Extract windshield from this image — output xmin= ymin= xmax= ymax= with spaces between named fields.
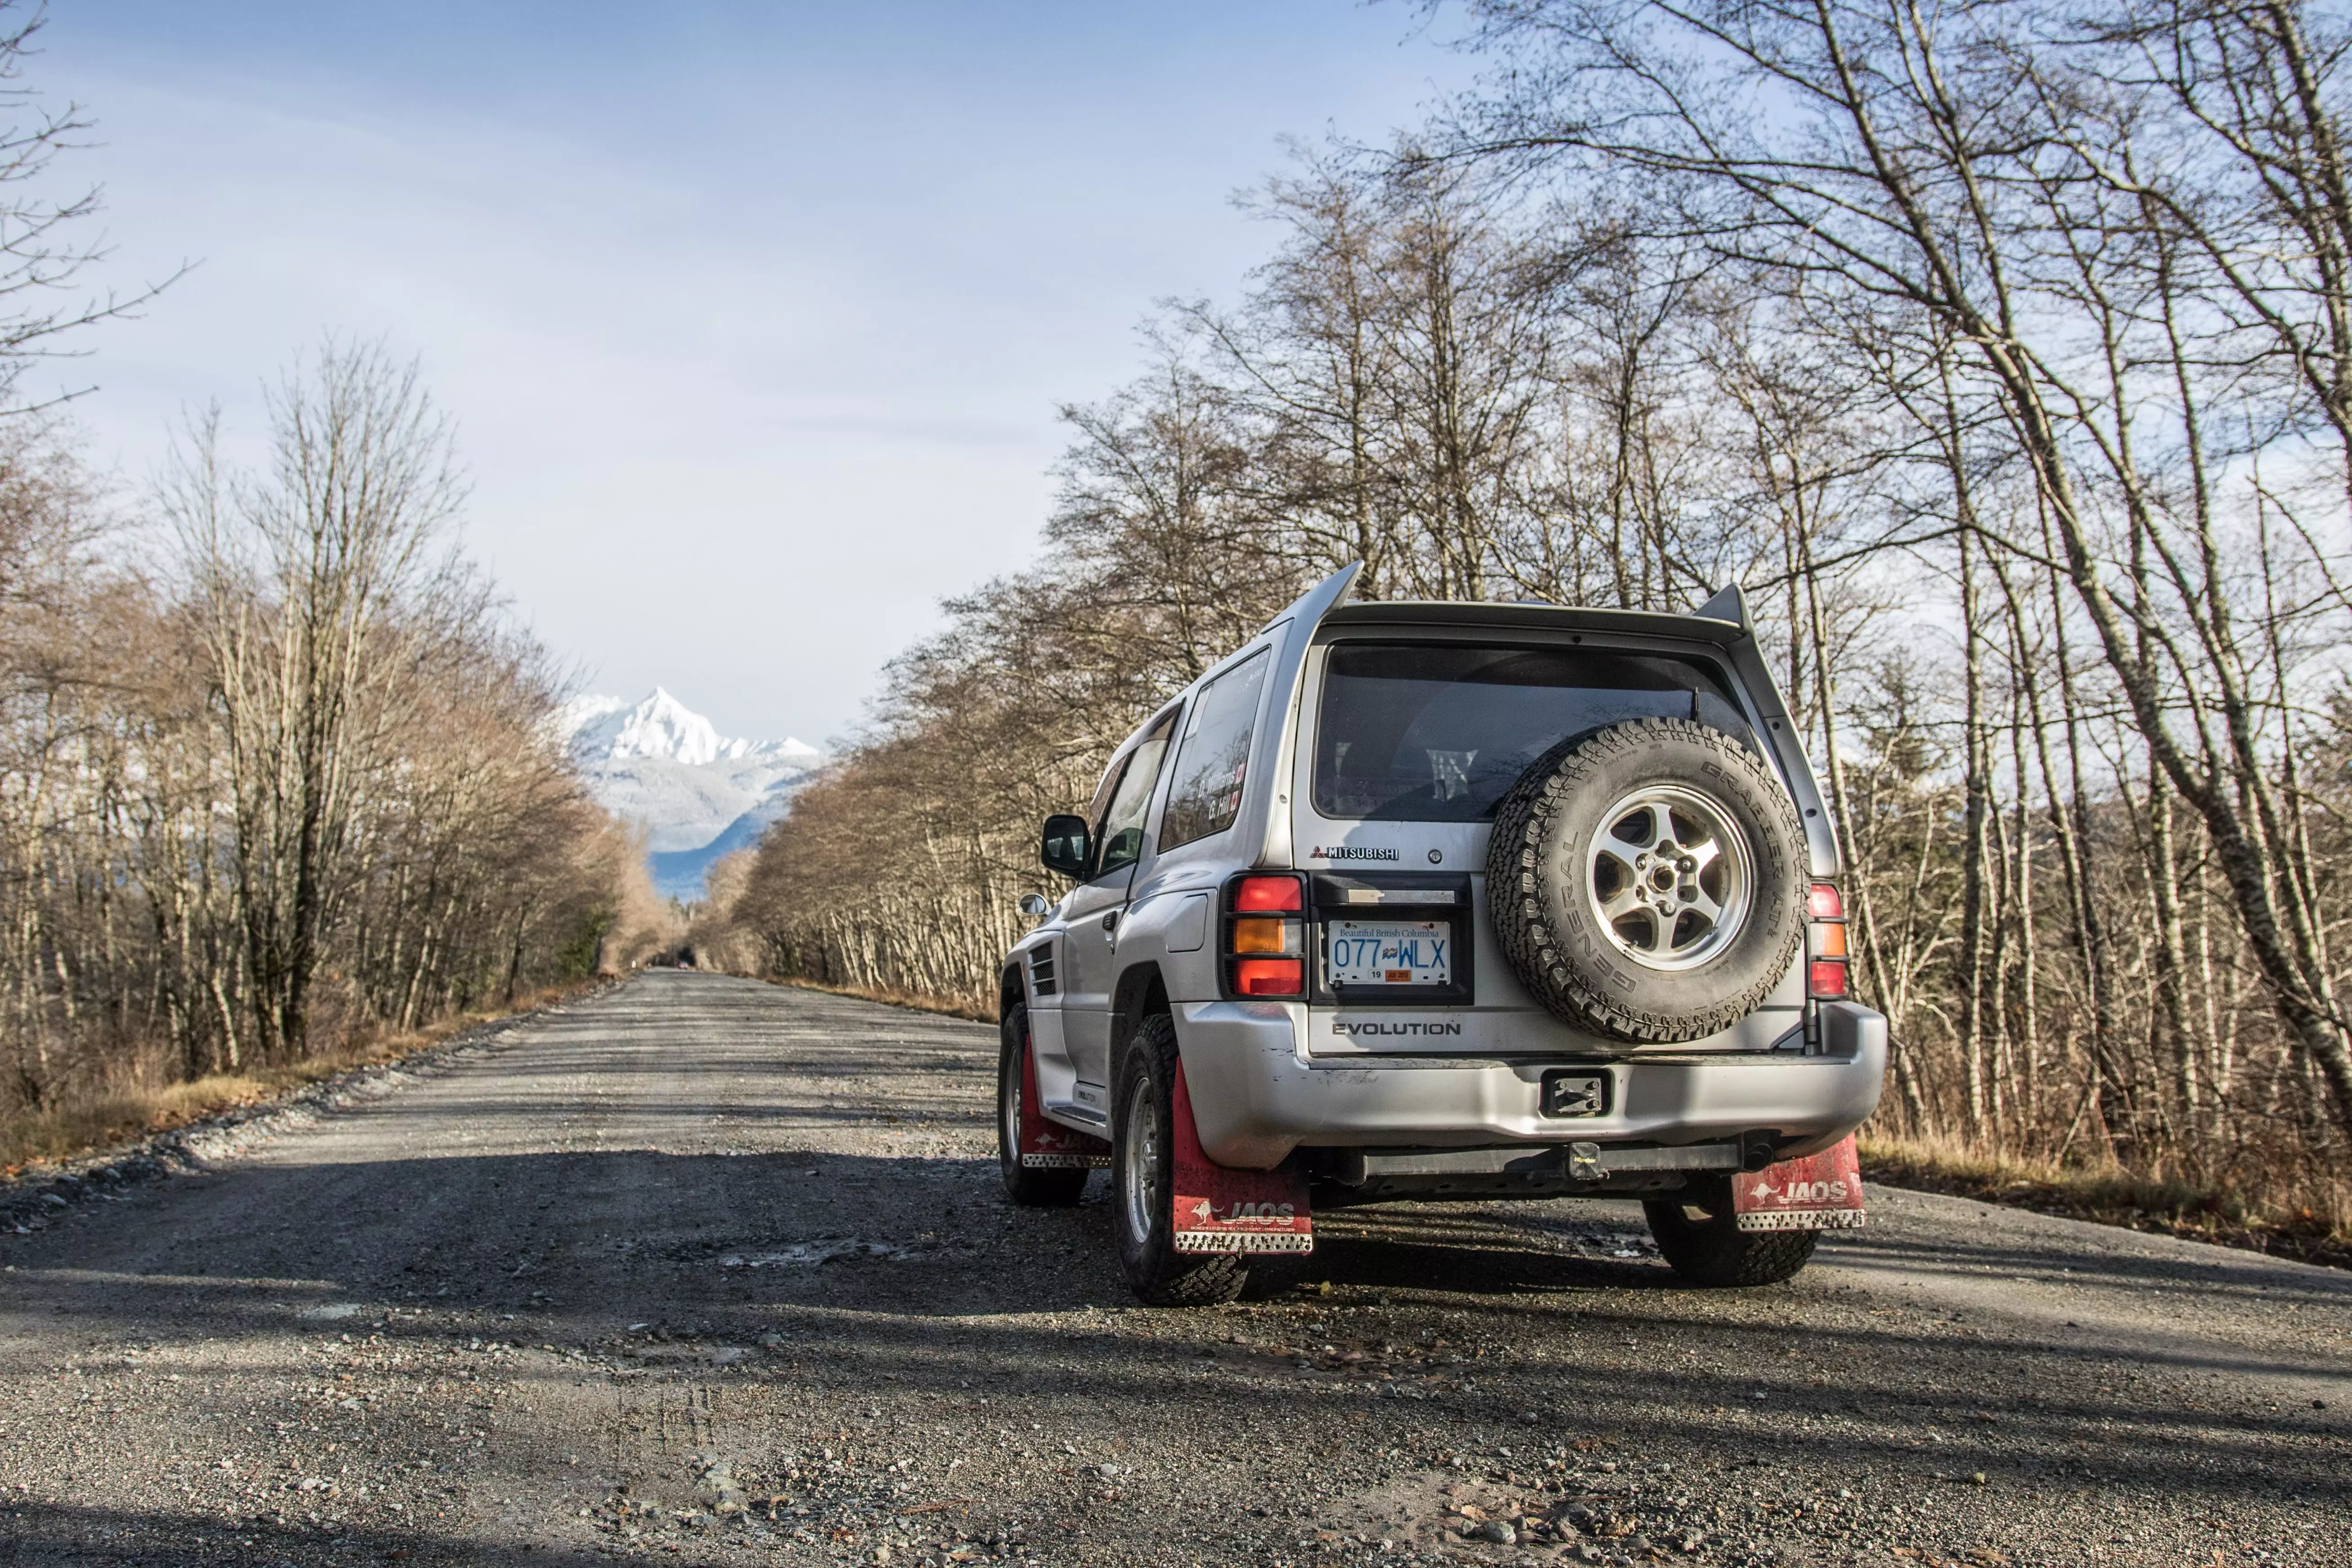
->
xmin=1313 ymin=641 xmax=1756 ymax=822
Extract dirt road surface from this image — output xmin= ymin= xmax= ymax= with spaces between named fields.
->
xmin=2 ymin=971 xmax=2345 ymax=1567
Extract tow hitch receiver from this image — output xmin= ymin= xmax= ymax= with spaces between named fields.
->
xmin=1734 ymin=1135 xmax=1866 ymax=1231
xmin=1170 ymin=1063 xmax=1313 ymax=1254
xmin=1019 ymin=1044 xmax=1109 ymax=1169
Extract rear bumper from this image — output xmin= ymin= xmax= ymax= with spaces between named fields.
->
xmin=1174 ymin=999 xmax=1888 ymax=1169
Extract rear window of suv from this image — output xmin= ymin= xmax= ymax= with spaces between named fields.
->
xmin=1313 ymin=641 xmax=1755 ymax=822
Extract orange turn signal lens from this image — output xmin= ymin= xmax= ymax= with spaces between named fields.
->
xmin=1235 ymin=957 xmax=1304 ymax=997
xmin=1234 ymin=875 xmax=1304 ymax=913
xmin=1814 ymin=921 xmax=1848 ymax=959
xmin=1809 ymin=958 xmax=1849 ymax=998
xmin=1808 ymin=882 xmax=1844 ymax=921
xmin=1232 ymin=917 xmax=1297 ymax=955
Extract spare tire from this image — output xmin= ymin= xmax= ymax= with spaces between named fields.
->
xmin=1486 ymin=716 xmax=1806 ymax=1044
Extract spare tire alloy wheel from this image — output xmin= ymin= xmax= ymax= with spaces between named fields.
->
xmin=1488 ymin=717 xmax=1805 ymax=1045
xmin=1586 ymin=786 xmax=1752 ymax=970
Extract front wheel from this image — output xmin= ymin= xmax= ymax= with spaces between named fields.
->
xmin=998 ymin=1001 xmax=1086 ymax=1207
xmin=1644 ymin=1176 xmax=1819 ymax=1286
xmin=1113 ymin=1014 xmax=1248 ymax=1306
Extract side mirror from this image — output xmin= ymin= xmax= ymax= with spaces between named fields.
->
xmin=1040 ymin=813 xmax=1091 ymax=879
xmin=1018 ymin=892 xmax=1052 ymax=918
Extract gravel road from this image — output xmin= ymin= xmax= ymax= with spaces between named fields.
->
xmin=2 ymin=970 xmax=2345 ymax=1568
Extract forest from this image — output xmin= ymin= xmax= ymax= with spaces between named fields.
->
xmin=709 ymin=0 xmax=2352 ymax=1244
xmin=0 ymin=17 xmax=667 ymax=1160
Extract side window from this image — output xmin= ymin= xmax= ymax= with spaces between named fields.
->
xmin=1159 ymin=648 xmax=1272 ymax=853
xmin=1091 ymin=712 xmax=1176 ymax=880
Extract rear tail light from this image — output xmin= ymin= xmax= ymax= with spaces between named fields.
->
xmin=1225 ymin=873 xmax=1308 ymax=998
xmin=1235 ymin=958 xmax=1305 ymax=995
xmin=1234 ymin=876 xmax=1303 ymax=912
xmin=1808 ymin=881 xmax=1848 ymax=999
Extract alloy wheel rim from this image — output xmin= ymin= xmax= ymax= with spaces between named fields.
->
xmin=1583 ymin=784 xmax=1754 ymax=972
xmin=1003 ymin=1040 xmax=1022 ymax=1160
xmin=1123 ymin=1078 xmax=1161 ymax=1244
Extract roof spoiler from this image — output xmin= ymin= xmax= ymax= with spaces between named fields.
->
xmin=1262 ymin=562 xmax=1362 ymax=638
xmin=1693 ymin=582 xmax=1750 ymax=629
xmin=1279 ymin=566 xmax=1744 ymax=629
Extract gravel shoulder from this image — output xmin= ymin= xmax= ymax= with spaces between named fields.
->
xmin=0 ymin=971 xmax=2343 ymax=1568
xmin=0 ymin=1001 xmax=580 ymax=1235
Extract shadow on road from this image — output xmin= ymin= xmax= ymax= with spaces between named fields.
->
xmin=5 ymin=1143 xmax=2347 ymax=1519
xmin=0 ymin=1500 xmax=608 ymax=1567
xmin=3 ymin=972 xmax=2348 ymax=1568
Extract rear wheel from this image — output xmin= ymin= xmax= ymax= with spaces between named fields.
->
xmin=998 ymin=1000 xmax=1086 ymax=1207
xmin=1113 ymin=1013 xmax=1249 ymax=1306
xmin=1644 ymin=1175 xmax=1818 ymax=1286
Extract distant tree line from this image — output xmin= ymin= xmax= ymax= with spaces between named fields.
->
xmin=0 ymin=5 xmax=665 ymax=1121
xmin=0 ymin=342 xmax=669 ymax=1116
xmin=712 ymin=0 xmax=2352 ymax=1231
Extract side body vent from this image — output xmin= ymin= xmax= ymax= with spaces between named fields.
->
xmin=1027 ymin=943 xmax=1058 ymax=997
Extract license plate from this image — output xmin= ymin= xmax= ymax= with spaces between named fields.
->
xmin=1326 ymin=920 xmax=1450 ymax=986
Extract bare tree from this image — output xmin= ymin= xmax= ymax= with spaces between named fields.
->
xmin=0 ymin=3 xmax=180 ymax=413
xmin=168 ymin=343 xmax=463 ymax=1059
xmin=1439 ymin=0 xmax=2352 ymax=1140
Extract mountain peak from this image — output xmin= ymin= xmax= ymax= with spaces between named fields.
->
xmin=557 ymin=687 xmax=820 ymax=769
xmin=554 ymin=689 xmax=821 ymax=890
xmin=607 ymin=687 xmax=721 ymax=764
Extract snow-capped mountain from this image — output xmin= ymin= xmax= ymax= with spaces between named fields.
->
xmin=555 ymin=689 xmax=821 ymax=899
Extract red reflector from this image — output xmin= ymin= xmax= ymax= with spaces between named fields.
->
xmin=1235 ymin=957 xmax=1304 ymax=996
xmin=1809 ymin=958 xmax=1848 ymax=998
xmin=1808 ymin=882 xmax=1844 ymax=921
xmin=1234 ymin=876 xmax=1303 ymax=913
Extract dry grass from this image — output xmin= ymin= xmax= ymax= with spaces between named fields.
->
xmin=1861 ymin=1130 xmax=2352 ymax=1271
xmin=0 ymin=982 xmax=598 ymax=1177
xmin=0 ymin=1076 xmax=280 ymax=1168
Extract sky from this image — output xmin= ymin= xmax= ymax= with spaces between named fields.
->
xmin=34 ymin=1 xmax=1475 ymax=749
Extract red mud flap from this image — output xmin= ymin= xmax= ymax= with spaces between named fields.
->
xmin=1170 ymin=1063 xmax=1313 ymax=1255
xmin=1019 ymin=1041 xmax=1109 ymax=1170
xmin=1734 ymin=1135 xmax=1866 ymax=1232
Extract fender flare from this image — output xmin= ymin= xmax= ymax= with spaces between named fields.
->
xmin=1110 ymin=961 xmax=1169 ymax=1065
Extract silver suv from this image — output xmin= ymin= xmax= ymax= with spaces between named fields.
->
xmin=998 ymin=566 xmax=1885 ymax=1305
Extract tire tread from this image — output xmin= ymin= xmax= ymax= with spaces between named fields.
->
xmin=1644 ymin=1180 xmax=1819 ymax=1286
xmin=998 ymin=1002 xmax=1087 ymax=1208
xmin=1115 ymin=1013 xmax=1249 ymax=1307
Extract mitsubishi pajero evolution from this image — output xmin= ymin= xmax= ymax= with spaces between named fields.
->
xmin=998 ymin=566 xmax=1887 ymax=1305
